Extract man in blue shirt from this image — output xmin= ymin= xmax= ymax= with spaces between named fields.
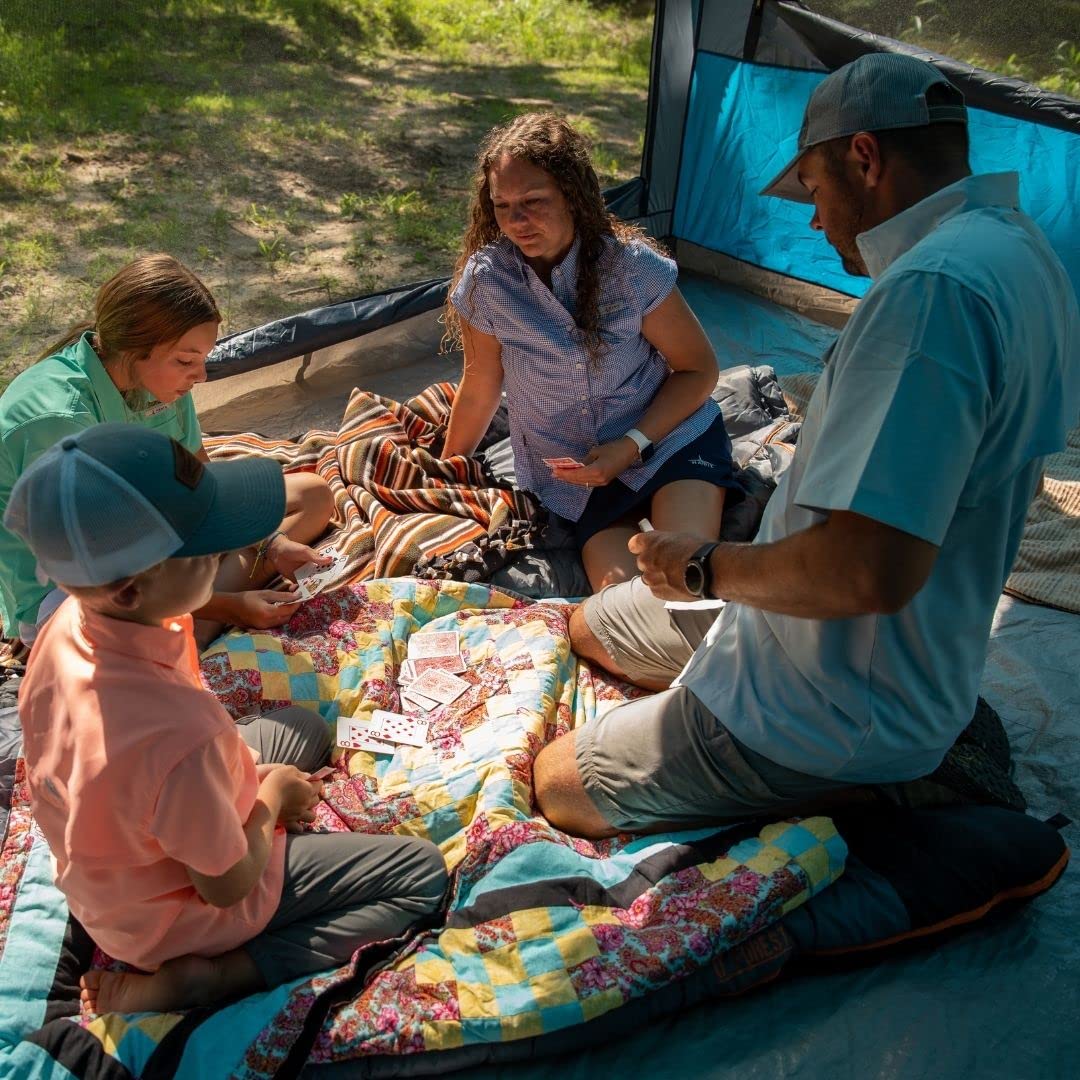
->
xmin=533 ymin=53 xmax=1080 ymax=836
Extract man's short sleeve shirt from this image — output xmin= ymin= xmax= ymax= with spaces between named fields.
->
xmin=679 ymin=174 xmax=1080 ymax=783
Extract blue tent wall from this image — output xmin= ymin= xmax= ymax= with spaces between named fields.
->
xmin=672 ymin=50 xmax=1080 ymax=299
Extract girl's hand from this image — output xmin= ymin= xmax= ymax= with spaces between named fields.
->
xmin=267 ymin=535 xmax=332 ymax=581
xmin=552 ymin=438 xmax=638 ymax=488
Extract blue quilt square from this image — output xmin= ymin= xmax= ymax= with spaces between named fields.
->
xmin=539 ymin=1001 xmax=585 ymax=1033
xmin=516 ymin=936 xmax=566 ymax=978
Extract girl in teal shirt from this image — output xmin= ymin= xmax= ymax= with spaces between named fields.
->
xmin=0 ymin=254 xmax=335 ymax=646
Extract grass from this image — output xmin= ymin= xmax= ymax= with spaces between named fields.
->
xmin=0 ymin=1 xmax=1074 ymax=389
xmin=817 ymin=1 xmax=1080 ymax=98
xmin=0 ymin=0 xmax=653 ymax=383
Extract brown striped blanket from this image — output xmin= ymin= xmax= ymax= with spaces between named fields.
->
xmin=205 ymin=381 xmax=539 ymax=586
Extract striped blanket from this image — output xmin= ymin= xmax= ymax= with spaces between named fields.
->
xmin=205 ymin=381 xmax=538 ymax=582
xmin=0 ymin=579 xmax=845 ymax=1078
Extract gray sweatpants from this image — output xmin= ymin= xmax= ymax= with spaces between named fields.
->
xmin=236 ymin=708 xmax=447 ymax=986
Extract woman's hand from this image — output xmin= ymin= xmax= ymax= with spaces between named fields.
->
xmin=551 ymin=437 xmax=638 ymax=488
xmin=267 ymin=534 xmax=331 ymax=581
xmin=225 ymin=588 xmax=302 ymax=629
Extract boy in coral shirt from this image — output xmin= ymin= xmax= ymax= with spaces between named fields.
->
xmin=7 ymin=423 xmax=446 ymax=1014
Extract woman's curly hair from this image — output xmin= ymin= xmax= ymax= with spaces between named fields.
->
xmin=442 ymin=112 xmax=662 ymax=365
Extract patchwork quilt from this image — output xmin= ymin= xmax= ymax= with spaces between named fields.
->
xmin=0 ymin=579 xmax=845 ymax=1078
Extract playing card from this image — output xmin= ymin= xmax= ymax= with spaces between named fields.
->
xmin=410 ymin=668 xmax=470 ymax=705
xmin=294 ymin=547 xmax=348 ymax=600
xmin=401 ymin=688 xmax=439 ymax=712
xmin=336 ymin=716 xmax=396 ymax=754
xmin=368 ymin=709 xmax=429 ymax=747
xmin=400 ymin=658 xmax=417 ymax=683
xmin=638 ymin=518 xmax=654 ymax=532
xmin=413 ymin=653 xmax=466 ymax=676
xmin=307 ymin=765 xmax=335 ymax=781
xmin=543 ymin=456 xmax=584 ymax=469
xmin=408 ymin=631 xmax=460 ymax=659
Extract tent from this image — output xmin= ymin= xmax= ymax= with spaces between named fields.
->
xmin=2 ymin=3 xmax=1077 ymax=1077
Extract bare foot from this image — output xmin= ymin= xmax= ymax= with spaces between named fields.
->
xmin=80 ymin=950 xmax=263 ymax=1014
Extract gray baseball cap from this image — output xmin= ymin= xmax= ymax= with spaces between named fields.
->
xmin=4 ymin=423 xmax=285 ymax=587
xmin=760 ymin=52 xmax=967 ymax=203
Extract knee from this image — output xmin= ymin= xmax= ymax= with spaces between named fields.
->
xmin=532 ymin=737 xmax=575 ymax=823
xmin=592 ymin=565 xmax=633 ymax=592
xmin=568 ymin=603 xmax=596 ymax=656
xmin=409 ymin=840 xmax=449 ymax=908
xmin=288 ymin=471 xmax=335 ymax=528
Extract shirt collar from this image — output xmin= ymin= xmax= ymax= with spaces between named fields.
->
xmin=75 ymin=331 xmax=135 ymax=422
xmin=513 ymin=234 xmax=582 ymax=286
xmin=856 ymin=172 xmax=1020 ymax=280
xmin=76 ymin=601 xmax=198 ymax=678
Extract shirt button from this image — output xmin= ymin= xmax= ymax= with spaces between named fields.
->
xmin=576 ymin=363 xmax=584 ymax=370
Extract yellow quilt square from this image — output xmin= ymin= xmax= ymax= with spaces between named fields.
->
xmin=500 ymin=1012 xmax=544 ymax=1040
xmin=483 ymin=947 xmax=529 ymax=986
xmin=421 ymin=1020 xmax=464 ymax=1051
xmin=414 ymin=955 xmax=457 ymax=985
xmin=555 ymin=926 xmax=601 ymax=968
xmin=795 ymin=845 xmax=830 ymax=883
xmin=527 ymin=969 xmax=576 ymax=1008
xmin=698 ymin=855 xmax=738 ymax=882
xmin=259 ymin=672 xmax=293 ymax=701
xmin=439 ymin=927 xmax=479 ymax=956
xmin=457 ymin=981 xmax=500 ymax=1019
xmin=511 ymin=908 xmax=553 ymax=940
xmin=744 ymin=846 xmax=789 ymax=876
xmin=580 ymin=987 xmax=624 ymax=1023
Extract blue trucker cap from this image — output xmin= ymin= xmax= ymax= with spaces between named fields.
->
xmin=760 ymin=52 xmax=968 ymax=203
xmin=4 ymin=422 xmax=285 ymax=587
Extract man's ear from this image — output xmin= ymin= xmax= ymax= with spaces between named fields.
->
xmin=849 ymin=131 xmax=883 ymax=190
xmin=104 ymin=576 xmax=142 ymax=612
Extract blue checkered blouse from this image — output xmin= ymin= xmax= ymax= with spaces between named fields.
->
xmin=450 ymin=235 xmax=720 ymax=520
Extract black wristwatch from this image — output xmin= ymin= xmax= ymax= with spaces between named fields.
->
xmin=683 ymin=542 xmax=720 ymax=598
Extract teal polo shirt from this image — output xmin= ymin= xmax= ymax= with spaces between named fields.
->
xmin=0 ymin=332 xmax=203 ymax=634
xmin=678 ymin=173 xmax=1080 ymax=783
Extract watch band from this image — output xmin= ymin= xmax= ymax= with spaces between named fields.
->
xmin=623 ymin=427 xmax=652 ymax=458
xmin=684 ymin=541 xmax=721 ymax=598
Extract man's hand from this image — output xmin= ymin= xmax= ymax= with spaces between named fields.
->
xmin=552 ymin=438 xmax=638 ymax=488
xmin=225 ymin=588 xmax=302 ymax=629
xmin=267 ymin=534 xmax=332 ymax=581
xmin=627 ymin=530 xmax=708 ymax=600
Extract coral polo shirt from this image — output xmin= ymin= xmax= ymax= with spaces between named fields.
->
xmin=18 ymin=598 xmax=285 ymax=971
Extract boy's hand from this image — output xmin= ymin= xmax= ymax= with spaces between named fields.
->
xmin=228 ymin=588 xmax=302 ymax=629
xmin=268 ymin=535 xmax=333 ymax=581
xmin=261 ymin=765 xmax=321 ymax=833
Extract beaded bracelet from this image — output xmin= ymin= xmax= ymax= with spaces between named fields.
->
xmin=250 ymin=530 xmax=284 ymax=578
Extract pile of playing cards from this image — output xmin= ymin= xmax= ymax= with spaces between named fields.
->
xmin=543 ymin=456 xmax=583 ymax=470
xmin=337 ymin=710 xmax=429 ymax=754
xmin=293 ymin=544 xmax=348 ymax=600
xmin=399 ymin=630 xmax=470 ymax=713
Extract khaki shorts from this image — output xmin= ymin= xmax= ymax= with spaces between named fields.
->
xmin=576 ymin=578 xmax=852 ymax=830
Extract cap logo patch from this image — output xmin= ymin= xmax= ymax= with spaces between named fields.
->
xmin=172 ymin=440 xmax=205 ymax=490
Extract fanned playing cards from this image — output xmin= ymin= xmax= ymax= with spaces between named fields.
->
xmin=294 ymin=545 xmax=348 ymax=600
xmin=336 ymin=711 xmax=429 ymax=753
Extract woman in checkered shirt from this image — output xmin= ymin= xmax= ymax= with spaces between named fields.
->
xmin=442 ymin=113 xmax=742 ymax=591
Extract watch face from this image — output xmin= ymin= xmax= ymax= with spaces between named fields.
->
xmin=683 ymin=558 xmax=705 ymax=597
xmin=640 ymin=442 xmax=655 ymax=463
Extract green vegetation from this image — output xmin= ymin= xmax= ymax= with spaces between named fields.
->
xmin=817 ymin=1 xmax=1080 ymax=98
xmin=0 ymin=0 xmax=652 ymax=383
xmin=0 ymin=1 xmax=1074 ymax=390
